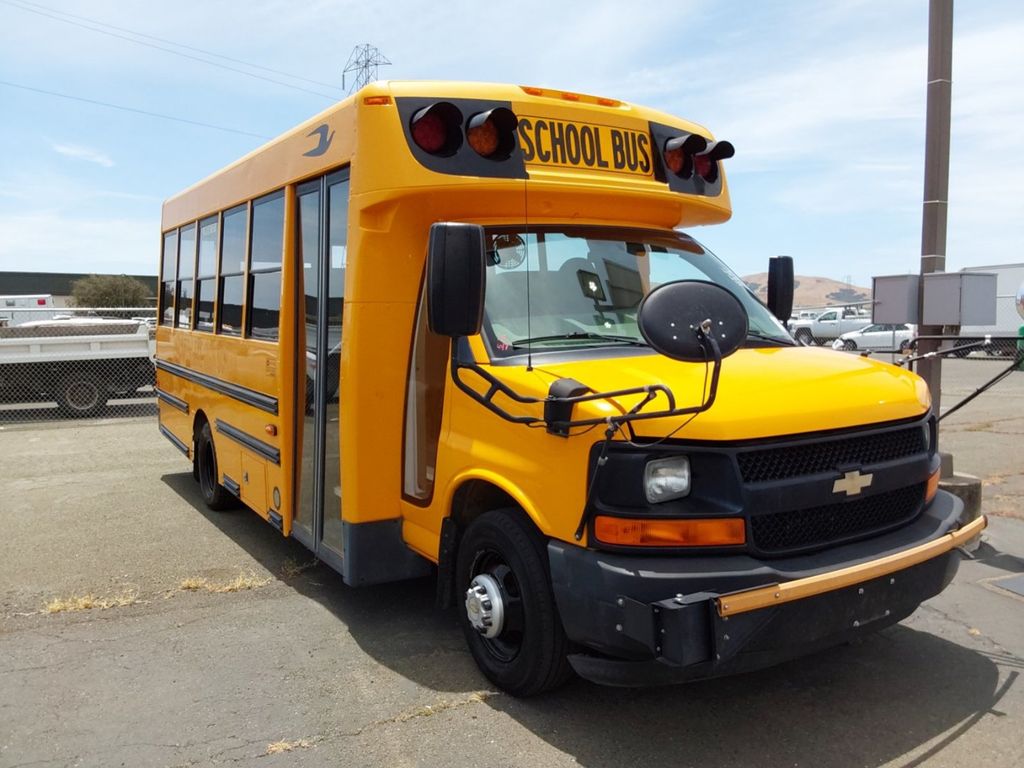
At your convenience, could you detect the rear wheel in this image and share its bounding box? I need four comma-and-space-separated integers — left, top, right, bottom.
196, 421, 233, 511
456, 509, 573, 696
58, 373, 105, 418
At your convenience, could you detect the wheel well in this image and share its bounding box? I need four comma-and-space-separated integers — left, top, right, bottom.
191, 410, 210, 478
450, 480, 518, 530
436, 479, 534, 609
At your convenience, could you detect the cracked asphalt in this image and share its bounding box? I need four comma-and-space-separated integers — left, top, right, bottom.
1, 360, 1022, 767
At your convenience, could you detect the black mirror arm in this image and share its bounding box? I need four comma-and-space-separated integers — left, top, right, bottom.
447, 328, 723, 434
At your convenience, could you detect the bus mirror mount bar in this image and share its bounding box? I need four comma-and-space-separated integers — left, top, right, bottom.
446, 325, 724, 438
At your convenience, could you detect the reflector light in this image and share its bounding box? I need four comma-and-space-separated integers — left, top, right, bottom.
663, 133, 707, 178
363, 95, 391, 106
410, 102, 463, 156
466, 108, 518, 160
593, 516, 746, 547
37, 298, 47, 305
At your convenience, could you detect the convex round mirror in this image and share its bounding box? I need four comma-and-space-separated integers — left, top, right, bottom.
1016, 280, 1024, 321
637, 280, 748, 362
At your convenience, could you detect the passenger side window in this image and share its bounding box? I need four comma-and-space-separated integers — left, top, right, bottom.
159, 229, 177, 326
175, 224, 197, 329
195, 216, 218, 332
218, 204, 247, 337
247, 192, 284, 341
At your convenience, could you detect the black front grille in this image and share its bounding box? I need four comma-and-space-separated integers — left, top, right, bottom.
737, 425, 925, 483
751, 483, 926, 555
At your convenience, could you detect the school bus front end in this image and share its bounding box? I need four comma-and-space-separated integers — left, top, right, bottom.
349, 83, 981, 695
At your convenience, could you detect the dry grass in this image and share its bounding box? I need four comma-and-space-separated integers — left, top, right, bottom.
280, 558, 317, 579
44, 590, 140, 614
178, 570, 272, 594
265, 739, 312, 754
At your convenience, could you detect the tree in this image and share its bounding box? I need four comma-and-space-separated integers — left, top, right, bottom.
70, 275, 151, 308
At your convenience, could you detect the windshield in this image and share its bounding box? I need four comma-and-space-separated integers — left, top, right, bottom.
482, 226, 792, 360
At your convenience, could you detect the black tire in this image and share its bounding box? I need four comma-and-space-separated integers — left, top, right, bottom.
843, 339, 856, 351
794, 329, 815, 346
58, 374, 106, 418
456, 509, 573, 696
196, 421, 233, 511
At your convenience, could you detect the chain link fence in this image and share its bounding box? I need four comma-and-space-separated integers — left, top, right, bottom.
0, 306, 157, 423
1, 306, 1019, 425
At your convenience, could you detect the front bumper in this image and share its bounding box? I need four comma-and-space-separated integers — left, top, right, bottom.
549, 490, 980, 686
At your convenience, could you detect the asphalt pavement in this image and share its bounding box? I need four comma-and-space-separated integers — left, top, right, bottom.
1, 359, 1021, 767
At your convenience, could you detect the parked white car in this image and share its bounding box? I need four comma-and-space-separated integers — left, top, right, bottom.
832, 323, 915, 352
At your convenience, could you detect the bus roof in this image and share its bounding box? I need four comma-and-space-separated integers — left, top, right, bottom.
162, 80, 730, 230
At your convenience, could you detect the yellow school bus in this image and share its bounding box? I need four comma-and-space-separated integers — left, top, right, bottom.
157, 81, 984, 695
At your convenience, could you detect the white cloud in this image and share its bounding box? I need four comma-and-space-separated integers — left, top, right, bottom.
51, 143, 114, 167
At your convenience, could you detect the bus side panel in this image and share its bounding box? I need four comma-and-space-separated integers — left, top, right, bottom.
338, 300, 416, 525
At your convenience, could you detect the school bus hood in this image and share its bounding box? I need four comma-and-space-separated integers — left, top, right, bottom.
517, 346, 931, 441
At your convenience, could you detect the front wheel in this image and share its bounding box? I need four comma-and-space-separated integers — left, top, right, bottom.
843, 339, 857, 351
456, 510, 573, 696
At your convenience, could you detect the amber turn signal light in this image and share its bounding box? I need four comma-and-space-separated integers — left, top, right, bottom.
925, 468, 941, 504
593, 516, 746, 547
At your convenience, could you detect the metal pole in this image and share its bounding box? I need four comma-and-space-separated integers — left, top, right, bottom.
918, 0, 954, 437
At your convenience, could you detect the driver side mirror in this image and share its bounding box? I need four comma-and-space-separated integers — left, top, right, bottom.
426, 222, 486, 337
767, 255, 794, 324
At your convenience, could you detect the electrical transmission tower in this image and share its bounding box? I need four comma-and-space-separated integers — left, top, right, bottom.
342, 44, 392, 94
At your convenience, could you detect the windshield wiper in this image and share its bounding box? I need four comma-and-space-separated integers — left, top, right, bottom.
745, 331, 795, 346
510, 332, 648, 349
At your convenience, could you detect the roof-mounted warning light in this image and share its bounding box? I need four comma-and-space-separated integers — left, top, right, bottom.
663, 133, 708, 179
410, 102, 464, 156
466, 108, 519, 160
694, 140, 735, 184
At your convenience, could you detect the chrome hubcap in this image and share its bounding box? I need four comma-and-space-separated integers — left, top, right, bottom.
465, 573, 504, 639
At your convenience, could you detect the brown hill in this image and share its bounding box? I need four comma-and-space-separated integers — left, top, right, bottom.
743, 273, 870, 309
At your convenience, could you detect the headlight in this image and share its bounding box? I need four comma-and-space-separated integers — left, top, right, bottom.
831, 339, 844, 350
644, 456, 691, 503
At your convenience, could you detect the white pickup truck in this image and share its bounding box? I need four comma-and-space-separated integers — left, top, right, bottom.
0, 319, 155, 417
789, 307, 871, 346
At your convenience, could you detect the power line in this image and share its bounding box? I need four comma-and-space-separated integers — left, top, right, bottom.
0, 79, 271, 140
1, 0, 340, 101
8, 0, 345, 92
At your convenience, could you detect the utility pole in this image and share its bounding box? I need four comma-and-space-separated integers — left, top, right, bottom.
918, 0, 954, 423
342, 44, 392, 94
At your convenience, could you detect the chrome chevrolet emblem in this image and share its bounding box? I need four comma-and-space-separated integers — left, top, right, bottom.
833, 470, 874, 496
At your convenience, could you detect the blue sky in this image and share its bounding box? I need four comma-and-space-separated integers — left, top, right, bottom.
1, 0, 1021, 286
